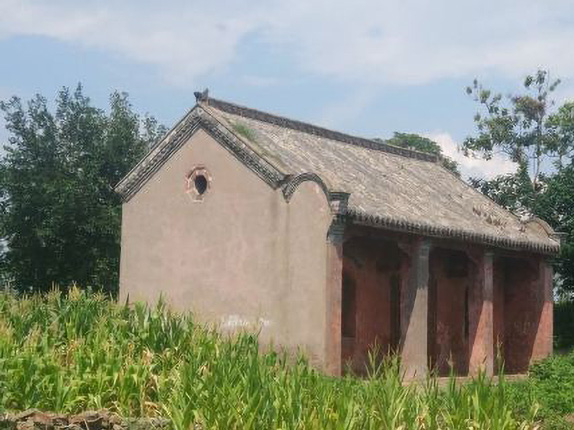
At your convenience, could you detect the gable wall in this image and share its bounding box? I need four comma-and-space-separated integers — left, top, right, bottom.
119, 129, 332, 365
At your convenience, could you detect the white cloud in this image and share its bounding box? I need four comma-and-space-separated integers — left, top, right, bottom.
316, 88, 378, 129
0, 0, 573, 87
0, 0, 262, 85
261, 0, 574, 85
425, 131, 517, 180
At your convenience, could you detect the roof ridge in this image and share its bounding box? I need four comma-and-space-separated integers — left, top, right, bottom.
201, 97, 439, 163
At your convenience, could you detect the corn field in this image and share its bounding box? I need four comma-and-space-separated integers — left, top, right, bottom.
0, 288, 539, 429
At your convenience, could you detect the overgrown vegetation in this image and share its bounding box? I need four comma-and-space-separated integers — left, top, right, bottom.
506, 352, 574, 429
0, 289, 547, 430
231, 122, 257, 142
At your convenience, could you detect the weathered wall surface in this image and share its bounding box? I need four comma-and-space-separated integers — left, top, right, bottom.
531, 259, 553, 363
119, 129, 332, 366
341, 237, 404, 373
493, 258, 505, 370
429, 248, 469, 376
493, 256, 553, 374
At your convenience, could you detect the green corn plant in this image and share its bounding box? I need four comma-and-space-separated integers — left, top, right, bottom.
0, 289, 545, 429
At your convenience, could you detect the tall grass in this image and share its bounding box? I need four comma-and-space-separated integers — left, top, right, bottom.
0, 288, 538, 429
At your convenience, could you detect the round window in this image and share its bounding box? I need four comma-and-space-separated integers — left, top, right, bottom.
194, 174, 208, 195
186, 167, 211, 201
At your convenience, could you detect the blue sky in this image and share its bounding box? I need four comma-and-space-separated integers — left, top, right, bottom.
1, 0, 573, 179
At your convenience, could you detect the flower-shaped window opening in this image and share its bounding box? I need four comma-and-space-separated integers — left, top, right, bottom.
186, 167, 211, 201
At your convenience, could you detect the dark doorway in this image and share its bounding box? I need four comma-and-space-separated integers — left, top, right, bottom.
341, 272, 357, 365
494, 257, 541, 374
341, 235, 405, 373
428, 248, 471, 376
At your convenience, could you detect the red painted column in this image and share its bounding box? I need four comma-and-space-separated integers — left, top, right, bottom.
531, 258, 553, 363
325, 220, 344, 376
400, 238, 430, 380
469, 251, 494, 376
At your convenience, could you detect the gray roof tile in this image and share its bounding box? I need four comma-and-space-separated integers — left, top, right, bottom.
204, 97, 559, 254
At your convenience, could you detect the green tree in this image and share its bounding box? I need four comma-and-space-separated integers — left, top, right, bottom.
0, 85, 164, 294
463, 70, 562, 190
469, 165, 536, 217
464, 70, 574, 296
547, 101, 574, 168
380, 132, 460, 176
535, 166, 574, 298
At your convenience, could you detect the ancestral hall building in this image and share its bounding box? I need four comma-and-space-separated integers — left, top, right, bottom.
116, 91, 559, 378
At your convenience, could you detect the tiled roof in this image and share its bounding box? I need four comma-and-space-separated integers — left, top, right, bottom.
116, 93, 560, 254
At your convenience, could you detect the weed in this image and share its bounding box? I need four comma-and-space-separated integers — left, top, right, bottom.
232, 123, 257, 142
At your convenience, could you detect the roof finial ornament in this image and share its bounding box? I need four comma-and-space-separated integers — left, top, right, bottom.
194, 88, 209, 104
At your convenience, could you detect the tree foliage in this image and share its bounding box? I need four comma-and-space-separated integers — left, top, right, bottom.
0, 85, 164, 294
535, 166, 574, 298
464, 70, 574, 296
380, 132, 460, 176
463, 70, 562, 188
469, 165, 536, 217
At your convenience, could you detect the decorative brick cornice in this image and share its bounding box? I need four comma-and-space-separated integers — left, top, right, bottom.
115, 108, 286, 202
346, 209, 560, 255
329, 192, 350, 216
327, 219, 346, 244
282, 173, 331, 202
279, 172, 350, 245
327, 192, 349, 245
281, 173, 349, 243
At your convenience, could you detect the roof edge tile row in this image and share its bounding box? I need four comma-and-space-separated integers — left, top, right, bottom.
201, 98, 440, 163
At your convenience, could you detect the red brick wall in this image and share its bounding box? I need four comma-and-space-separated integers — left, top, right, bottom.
429, 248, 469, 376
493, 261, 505, 370
342, 237, 403, 373
494, 256, 552, 374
